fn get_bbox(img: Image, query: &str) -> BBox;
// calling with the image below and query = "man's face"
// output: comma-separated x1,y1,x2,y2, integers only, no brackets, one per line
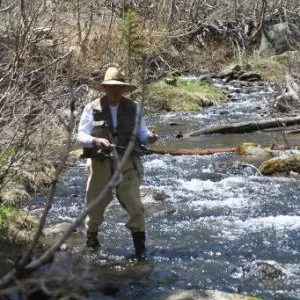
103,85,125,104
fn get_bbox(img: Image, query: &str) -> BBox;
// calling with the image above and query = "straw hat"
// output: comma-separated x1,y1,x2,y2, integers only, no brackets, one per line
93,67,136,93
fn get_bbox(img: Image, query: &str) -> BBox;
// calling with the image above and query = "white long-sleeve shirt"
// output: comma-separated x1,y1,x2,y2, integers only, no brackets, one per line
77,103,149,148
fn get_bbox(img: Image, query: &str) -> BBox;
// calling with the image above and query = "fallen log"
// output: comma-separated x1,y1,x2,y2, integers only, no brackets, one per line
147,147,236,156
147,145,300,156
188,116,300,136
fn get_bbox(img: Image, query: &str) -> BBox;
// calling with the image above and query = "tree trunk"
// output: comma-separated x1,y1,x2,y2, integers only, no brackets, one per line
148,147,236,156
188,116,300,136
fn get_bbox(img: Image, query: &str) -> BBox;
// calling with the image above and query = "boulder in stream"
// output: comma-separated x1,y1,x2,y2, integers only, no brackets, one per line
259,154,300,175
218,64,242,80
238,72,261,82
236,143,272,160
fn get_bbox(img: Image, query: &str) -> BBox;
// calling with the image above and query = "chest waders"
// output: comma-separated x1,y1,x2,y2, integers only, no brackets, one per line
83,96,147,259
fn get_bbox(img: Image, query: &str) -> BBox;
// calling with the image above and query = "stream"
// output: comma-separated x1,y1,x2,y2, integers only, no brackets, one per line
30,79,300,299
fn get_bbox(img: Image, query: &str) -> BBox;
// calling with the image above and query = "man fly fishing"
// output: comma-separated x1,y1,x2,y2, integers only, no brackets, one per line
77,66,158,259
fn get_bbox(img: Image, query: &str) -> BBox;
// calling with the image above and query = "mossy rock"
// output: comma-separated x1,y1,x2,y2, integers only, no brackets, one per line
0,204,37,241
148,78,226,112
236,143,272,159
69,149,83,160
259,155,300,175
232,56,287,84
218,64,242,78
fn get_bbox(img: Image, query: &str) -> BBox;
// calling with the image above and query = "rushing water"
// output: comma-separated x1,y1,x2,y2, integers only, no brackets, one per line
31,79,300,299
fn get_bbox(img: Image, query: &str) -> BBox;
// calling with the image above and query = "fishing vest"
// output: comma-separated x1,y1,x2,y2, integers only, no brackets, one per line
81,96,144,160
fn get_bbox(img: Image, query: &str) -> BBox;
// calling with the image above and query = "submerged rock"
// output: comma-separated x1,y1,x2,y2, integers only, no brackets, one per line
152,190,170,201
144,203,176,216
43,222,76,237
254,261,285,280
259,154,300,175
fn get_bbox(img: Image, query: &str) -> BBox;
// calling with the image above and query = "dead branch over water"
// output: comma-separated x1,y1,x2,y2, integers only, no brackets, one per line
188,116,300,136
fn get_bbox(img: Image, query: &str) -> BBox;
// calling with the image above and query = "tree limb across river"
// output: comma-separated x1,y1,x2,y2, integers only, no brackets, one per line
187,116,300,136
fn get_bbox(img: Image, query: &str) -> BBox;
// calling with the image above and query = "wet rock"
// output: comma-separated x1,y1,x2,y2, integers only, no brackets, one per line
212,161,259,176
168,122,181,126
254,261,285,280
99,283,120,296
141,187,171,202
165,290,260,300
219,110,229,115
149,269,178,284
259,154,300,175
239,72,261,82
289,171,300,178
198,74,212,82
176,131,183,139
152,190,170,201
43,222,76,237
59,243,70,251
236,143,272,160
197,98,214,107
218,64,242,80
144,203,176,216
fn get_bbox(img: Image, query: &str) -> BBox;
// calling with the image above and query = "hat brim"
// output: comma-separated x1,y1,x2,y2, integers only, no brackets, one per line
93,80,136,93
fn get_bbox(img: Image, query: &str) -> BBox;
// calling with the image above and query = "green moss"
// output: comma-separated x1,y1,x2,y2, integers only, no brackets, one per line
0,204,19,232
234,56,287,83
148,78,226,111
259,155,300,175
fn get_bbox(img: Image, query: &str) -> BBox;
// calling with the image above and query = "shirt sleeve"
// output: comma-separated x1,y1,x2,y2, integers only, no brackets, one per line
77,104,94,148
136,105,149,145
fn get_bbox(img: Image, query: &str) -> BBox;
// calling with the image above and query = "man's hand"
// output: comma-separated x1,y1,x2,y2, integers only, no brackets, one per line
147,129,158,144
92,137,111,149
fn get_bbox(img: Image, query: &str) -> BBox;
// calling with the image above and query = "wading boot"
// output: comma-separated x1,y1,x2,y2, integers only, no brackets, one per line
132,231,146,261
86,231,99,249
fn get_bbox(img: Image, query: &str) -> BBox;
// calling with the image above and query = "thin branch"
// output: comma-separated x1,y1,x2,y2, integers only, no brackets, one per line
25,50,73,76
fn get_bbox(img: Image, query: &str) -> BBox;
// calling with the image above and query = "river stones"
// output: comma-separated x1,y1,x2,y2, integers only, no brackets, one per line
218,64,261,83
238,72,261,82
259,154,300,175
218,64,242,79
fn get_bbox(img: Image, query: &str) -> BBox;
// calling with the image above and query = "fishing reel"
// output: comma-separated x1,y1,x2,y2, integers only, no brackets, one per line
97,143,117,158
